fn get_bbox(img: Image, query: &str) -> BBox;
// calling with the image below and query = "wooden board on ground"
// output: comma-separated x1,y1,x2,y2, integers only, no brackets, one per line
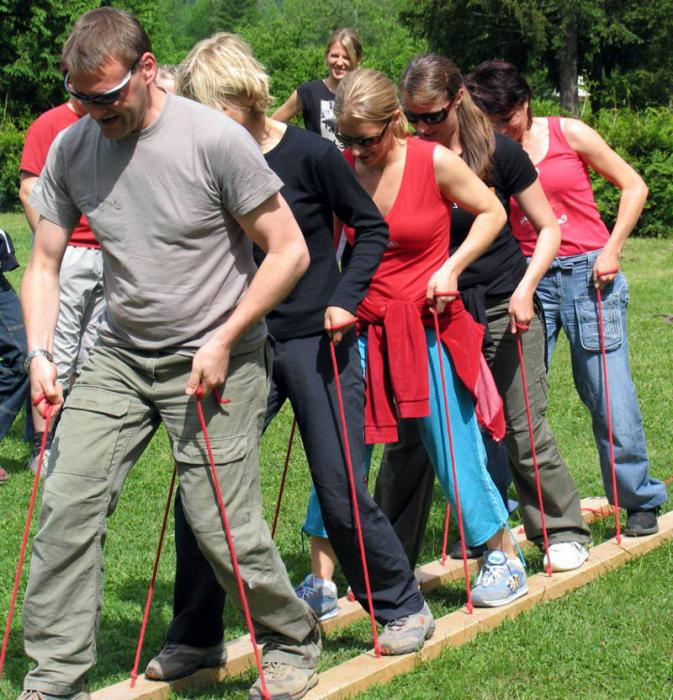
91,498,613,699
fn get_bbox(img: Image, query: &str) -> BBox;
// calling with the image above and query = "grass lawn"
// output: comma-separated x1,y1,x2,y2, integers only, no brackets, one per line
0,210,672,699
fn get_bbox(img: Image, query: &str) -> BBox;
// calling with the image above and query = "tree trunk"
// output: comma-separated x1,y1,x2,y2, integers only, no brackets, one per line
558,11,579,115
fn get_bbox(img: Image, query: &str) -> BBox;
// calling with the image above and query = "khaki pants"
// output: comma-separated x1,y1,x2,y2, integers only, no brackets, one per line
22,342,320,696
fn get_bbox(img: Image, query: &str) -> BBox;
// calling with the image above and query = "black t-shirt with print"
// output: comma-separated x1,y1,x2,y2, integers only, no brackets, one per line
296,79,340,147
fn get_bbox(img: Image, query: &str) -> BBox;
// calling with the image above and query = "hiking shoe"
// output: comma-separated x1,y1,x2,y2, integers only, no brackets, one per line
379,601,436,655
543,542,589,572
294,574,338,621
17,691,90,700
145,640,227,681
624,508,659,537
472,550,528,608
248,662,318,699
449,539,485,560
0,466,8,484
27,447,50,476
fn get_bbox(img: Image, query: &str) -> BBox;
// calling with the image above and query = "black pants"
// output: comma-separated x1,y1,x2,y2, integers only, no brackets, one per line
167,332,423,646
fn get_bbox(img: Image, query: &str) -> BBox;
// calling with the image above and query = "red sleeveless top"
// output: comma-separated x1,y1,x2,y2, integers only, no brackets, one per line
510,116,609,257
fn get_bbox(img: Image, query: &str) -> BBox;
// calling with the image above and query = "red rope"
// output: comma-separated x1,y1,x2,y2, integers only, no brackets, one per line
0,396,53,676
271,418,297,539
515,324,552,576
596,286,621,543
130,464,178,687
430,308,473,613
327,338,381,656
440,503,451,566
195,386,269,699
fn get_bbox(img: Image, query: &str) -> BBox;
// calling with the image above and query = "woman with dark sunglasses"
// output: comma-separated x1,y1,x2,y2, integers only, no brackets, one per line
373,53,592,576
466,60,667,536
303,66,533,608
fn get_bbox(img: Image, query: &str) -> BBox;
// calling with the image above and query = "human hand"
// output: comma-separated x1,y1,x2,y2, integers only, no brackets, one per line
593,249,620,290
508,287,534,334
427,263,459,314
186,337,231,397
30,355,63,418
324,306,357,346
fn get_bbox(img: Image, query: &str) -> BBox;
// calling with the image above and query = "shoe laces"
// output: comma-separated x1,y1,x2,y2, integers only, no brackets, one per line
386,615,409,631
295,583,316,600
477,561,508,587
261,661,293,679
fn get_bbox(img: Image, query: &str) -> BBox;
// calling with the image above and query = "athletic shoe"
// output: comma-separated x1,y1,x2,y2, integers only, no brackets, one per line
472,550,528,608
624,508,660,537
145,641,228,681
248,662,318,699
27,446,50,476
0,466,8,484
17,691,90,700
294,574,338,621
543,541,590,572
378,601,436,655
449,539,485,560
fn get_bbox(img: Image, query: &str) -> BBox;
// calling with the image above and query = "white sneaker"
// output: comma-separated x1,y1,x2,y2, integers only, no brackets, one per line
544,542,589,572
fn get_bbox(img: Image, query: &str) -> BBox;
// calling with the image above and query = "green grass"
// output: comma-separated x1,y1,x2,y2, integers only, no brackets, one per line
0,211,672,699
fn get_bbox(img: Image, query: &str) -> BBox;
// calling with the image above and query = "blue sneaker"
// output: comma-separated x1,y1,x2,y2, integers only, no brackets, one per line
472,550,528,608
294,574,339,621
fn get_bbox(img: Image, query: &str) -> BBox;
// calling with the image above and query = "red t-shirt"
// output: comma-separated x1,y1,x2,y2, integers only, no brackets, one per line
509,116,609,257
20,103,99,248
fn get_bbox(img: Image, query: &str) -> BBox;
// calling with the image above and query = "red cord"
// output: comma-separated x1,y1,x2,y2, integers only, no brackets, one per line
271,418,296,539
515,328,553,576
195,387,269,699
430,309,473,613
130,465,178,687
0,398,53,677
596,287,621,543
440,503,451,566
328,339,381,656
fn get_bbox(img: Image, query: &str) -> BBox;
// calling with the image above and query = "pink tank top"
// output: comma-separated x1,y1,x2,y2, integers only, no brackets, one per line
510,116,609,257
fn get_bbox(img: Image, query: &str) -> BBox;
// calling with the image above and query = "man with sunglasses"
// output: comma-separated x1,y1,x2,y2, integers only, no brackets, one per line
19,97,105,475
18,7,322,700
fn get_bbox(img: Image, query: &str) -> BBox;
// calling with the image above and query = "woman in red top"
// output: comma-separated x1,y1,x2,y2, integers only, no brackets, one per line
466,61,667,536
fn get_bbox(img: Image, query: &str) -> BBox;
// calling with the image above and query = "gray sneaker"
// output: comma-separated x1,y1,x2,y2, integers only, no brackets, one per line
145,640,228,681
17,691,90,700
27,447,50,476
248,662,318,699
378,601,436,655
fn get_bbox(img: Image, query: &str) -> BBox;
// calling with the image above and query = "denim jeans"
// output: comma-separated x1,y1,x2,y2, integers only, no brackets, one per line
536,249,667,511
0,273,29,441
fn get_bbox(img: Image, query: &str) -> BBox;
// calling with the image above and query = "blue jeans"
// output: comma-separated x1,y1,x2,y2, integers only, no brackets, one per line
303,329,508,547
536,249,667,511
0,274,29,442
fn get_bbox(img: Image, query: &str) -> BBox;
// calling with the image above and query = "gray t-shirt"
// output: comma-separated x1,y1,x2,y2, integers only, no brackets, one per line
31,93,283,354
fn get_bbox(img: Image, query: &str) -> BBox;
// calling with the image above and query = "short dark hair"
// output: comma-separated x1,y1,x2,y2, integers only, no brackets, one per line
61,7,152,77
465,60,532,117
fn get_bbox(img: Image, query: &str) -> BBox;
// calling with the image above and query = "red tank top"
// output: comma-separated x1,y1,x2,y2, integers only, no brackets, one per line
510,116,609,257
344,137,451,308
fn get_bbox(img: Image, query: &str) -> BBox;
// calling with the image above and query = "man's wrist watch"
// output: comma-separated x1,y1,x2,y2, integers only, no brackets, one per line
24,349,55,374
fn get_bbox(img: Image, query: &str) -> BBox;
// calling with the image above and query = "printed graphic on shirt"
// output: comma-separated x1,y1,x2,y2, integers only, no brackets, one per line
320,99,340,147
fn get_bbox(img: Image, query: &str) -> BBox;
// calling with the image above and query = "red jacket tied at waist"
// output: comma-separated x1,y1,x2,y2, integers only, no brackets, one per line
357,297,506,445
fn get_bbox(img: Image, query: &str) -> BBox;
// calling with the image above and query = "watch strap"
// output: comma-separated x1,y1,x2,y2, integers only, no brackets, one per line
24,349,55,374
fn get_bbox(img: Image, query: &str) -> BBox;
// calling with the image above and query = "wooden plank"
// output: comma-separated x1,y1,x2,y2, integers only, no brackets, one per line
91,497,613,699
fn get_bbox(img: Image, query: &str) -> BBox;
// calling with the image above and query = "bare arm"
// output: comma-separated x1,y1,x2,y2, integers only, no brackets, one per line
562,117,647,288
19,172,40,233
271,90,303,123
508,179,561,331
186,192,309,395
22,217,71,411
430,146,506,311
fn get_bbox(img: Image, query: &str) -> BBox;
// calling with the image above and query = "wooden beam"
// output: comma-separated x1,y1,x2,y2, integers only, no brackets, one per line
91,497,613,699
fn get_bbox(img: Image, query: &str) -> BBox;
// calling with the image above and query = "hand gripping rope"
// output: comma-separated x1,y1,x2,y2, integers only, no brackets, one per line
194,386,270,699
0,394,54,676
595,270,622,543
271,418,297,539
327,329,381,656
430,300,473,613
514,322,553,576
129,465,177,688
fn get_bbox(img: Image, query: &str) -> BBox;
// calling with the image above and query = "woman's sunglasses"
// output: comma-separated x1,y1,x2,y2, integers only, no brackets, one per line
404,102,453,125
337,119,391,148
64,58,140,106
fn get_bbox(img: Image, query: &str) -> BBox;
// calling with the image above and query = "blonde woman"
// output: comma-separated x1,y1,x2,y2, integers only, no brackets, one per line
272,28,362,145
145,34,435,696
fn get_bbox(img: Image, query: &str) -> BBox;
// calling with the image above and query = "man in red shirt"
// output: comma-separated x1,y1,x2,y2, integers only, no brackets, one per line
19,97,105,472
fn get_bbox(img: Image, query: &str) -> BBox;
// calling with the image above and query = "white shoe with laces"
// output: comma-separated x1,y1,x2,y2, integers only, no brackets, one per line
543,541,590,572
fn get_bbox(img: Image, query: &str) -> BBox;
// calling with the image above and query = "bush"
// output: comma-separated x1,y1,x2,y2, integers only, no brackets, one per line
0,119,24,213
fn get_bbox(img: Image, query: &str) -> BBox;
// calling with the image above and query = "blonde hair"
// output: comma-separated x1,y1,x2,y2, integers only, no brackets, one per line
334,68,408,139
177,32,271,115
326,28,363,68
401,54,495,180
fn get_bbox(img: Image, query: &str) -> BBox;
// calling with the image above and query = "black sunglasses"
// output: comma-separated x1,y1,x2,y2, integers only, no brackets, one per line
404,102,453,125
64,58,140,106
337,120,391,148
